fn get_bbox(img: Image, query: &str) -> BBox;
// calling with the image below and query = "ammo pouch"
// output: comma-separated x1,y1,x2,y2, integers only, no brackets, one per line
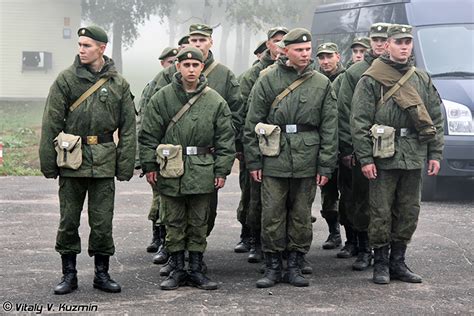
156,144,184,178
255,123,281,157
369,124,396,158
54,132,82,170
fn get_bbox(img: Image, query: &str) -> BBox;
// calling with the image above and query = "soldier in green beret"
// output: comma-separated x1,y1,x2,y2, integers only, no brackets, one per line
158,47,178,68
39,25,136,295
234,26,288,265
139,47,235,290
351,24,444,284
244,28,338,288
336,22,391,266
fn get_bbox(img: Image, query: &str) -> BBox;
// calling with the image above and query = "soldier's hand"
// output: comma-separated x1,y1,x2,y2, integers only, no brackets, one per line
362,163,377,179
250,169,262,183
316,174,329,186
146,171,158,186
427,160,440,176
215,177,226,189
341,155,353,169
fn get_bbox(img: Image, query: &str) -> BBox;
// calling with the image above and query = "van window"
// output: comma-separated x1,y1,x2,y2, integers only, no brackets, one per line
417,24,474,75
357,4,408,30
313,9,359,35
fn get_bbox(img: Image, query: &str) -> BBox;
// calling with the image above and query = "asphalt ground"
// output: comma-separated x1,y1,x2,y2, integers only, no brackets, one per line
0,173,473,315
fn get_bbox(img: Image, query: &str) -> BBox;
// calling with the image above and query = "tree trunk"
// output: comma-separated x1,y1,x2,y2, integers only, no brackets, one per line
168,16,177,47
219,21,230,65
242,24,251,71
233,22,243,74
112,21,123,73
203,0,213,25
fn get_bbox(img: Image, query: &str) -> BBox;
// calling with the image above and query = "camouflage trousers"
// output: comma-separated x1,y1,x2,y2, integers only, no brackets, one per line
368,169,422,248
236,160,251,226
338,162,354,227
320,168,339,221
56,177,115,256
351,160,370,232
160,193,212,253
261,176,316,253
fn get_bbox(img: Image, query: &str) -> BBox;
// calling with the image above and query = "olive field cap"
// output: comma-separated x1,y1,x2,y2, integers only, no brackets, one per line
283,28,312,46
178,35,189,45
159,47,178,60
369,22,391,38
77,25,108,43
189,24,213,37
267,26,289,39
253,40,267,55
351,36,370,48
176,47,204,63
316,42,339,56
387,24,413,39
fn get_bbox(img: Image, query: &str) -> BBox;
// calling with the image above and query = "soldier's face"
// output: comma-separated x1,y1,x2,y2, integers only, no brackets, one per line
285,42,312,70
177,59,204,85
160,56,176,68
266,33,285,59
317,52,340,75
385,37,413,63
78,36,106,65
189,35,213,57
351,45,367,62
370,37,387,56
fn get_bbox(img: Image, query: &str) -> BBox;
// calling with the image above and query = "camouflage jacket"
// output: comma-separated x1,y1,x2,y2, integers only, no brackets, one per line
319,62,345,95
39,55,136,180
351,56,444,170
138,74,235,197
244,59,338,178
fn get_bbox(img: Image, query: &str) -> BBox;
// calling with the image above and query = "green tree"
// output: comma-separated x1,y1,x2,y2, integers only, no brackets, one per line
81,0,174,73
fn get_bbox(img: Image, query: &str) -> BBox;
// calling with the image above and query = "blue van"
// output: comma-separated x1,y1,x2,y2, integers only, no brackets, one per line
311,0,474,200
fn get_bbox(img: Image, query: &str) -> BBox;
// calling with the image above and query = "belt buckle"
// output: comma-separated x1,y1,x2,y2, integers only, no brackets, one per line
400,128,408,137
87,136,98,145
186,146,197,155
285,124,297,133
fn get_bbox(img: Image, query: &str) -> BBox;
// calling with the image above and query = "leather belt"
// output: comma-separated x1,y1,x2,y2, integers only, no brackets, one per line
184,146,212,155
279,124,316,134
81,132,114,145
396,128,416,137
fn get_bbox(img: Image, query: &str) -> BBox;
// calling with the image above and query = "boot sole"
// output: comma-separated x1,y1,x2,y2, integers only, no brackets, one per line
373,278,390,284
390,276,422,283
93,284,121,293
234,248,250,253
54,285,78,295
187,282,218,290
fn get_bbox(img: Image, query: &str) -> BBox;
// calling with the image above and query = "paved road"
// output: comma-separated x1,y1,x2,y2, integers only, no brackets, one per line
0,175,473,314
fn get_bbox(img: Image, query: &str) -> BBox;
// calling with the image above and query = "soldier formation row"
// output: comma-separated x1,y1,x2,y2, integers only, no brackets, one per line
39,21,443,294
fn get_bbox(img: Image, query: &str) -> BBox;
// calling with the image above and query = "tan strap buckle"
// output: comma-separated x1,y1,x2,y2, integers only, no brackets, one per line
87,136,98,145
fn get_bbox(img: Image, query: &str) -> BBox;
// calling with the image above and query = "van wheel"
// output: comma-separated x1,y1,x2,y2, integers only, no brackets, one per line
421,173,438,201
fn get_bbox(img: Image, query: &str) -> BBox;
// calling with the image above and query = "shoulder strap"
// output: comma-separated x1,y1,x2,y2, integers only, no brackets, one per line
203,61,219,77
166,86,211,134
377,66,416,107
69,77,109,112
271,71,315,108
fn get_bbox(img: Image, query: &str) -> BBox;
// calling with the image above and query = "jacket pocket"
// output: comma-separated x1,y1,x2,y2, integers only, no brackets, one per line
185,155,215,193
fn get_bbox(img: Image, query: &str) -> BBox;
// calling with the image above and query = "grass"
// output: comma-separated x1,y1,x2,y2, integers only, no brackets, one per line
0,101,44,176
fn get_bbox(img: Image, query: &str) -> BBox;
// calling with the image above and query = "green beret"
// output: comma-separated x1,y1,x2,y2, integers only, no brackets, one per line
176,47,204,63
316,42,339,56
267,26,289,40
159,47,178,60
369,22,391,39
351,36,370,49
387,24,413,39
178,35,189,46
189,24,213,37
77,25,108,43
283,28,312,46
253,40,267,55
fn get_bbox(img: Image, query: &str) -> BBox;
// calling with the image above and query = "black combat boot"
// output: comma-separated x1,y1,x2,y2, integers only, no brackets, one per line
54,254,78,295
373,245,390,284
187,251,218,290
256,252,282,288
234,225,251,253
159,255,176,276
285,251,309,287
389,242,422,283
299,254,313,274
337,225,358,258
93,254,121,293
322,217,342,249
146,223,161,253
248,232,263,263
160,251,187,290
352,231,372,270
152,226,169,264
